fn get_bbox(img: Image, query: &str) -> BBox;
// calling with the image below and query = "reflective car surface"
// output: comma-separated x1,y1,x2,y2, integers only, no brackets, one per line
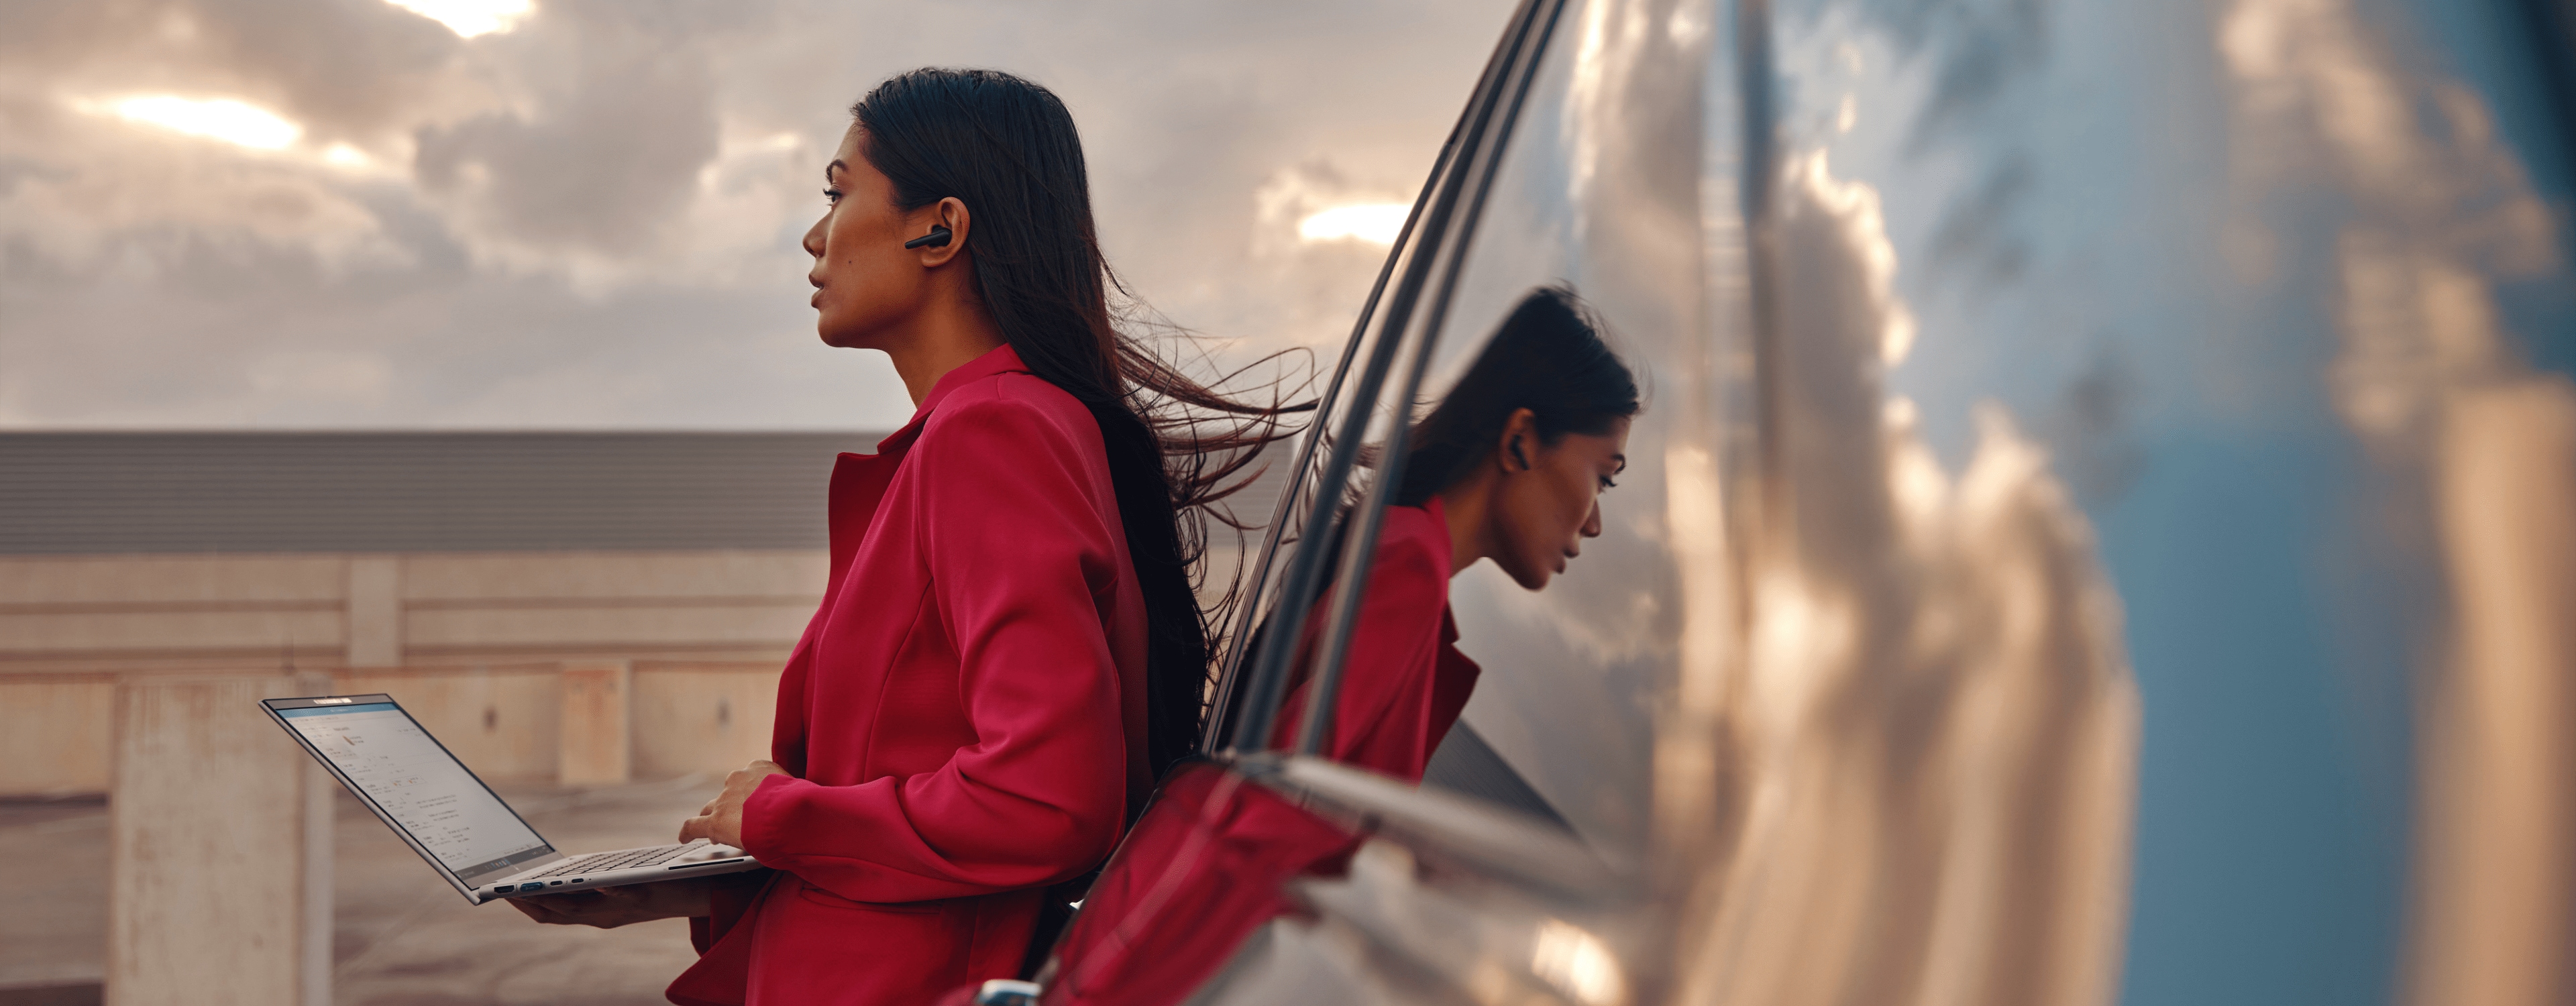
1028,0,2576,1003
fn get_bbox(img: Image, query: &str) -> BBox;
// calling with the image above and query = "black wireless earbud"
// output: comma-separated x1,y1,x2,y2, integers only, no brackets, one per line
903,225,953,249
1509,437,1530,471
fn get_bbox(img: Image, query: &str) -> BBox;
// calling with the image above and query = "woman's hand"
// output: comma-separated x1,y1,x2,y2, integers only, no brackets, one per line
506,877,712,929
679,760,790,849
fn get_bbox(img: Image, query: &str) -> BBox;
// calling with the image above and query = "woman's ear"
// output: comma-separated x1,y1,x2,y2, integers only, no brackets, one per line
1497,408,1540,471
917,197,971,266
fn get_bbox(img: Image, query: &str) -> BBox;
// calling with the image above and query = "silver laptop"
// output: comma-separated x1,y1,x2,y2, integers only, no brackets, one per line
262,693,764,904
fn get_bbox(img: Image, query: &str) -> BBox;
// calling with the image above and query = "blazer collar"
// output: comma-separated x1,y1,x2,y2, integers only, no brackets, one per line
877,343,1032,452
918,343,1031,415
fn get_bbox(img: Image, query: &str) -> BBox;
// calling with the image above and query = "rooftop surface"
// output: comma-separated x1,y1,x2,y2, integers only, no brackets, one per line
1,431,1293,557
0,431,876,555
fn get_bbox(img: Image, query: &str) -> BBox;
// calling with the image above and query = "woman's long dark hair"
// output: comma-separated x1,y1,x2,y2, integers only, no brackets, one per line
1303,286,1640,594
852,68,1297,781
1394,285,1640,506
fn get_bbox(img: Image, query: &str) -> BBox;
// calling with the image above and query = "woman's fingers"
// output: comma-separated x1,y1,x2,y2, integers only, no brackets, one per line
679,767,777,846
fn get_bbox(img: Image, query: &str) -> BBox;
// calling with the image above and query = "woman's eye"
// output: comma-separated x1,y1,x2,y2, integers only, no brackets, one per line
822,188,843,204
1599,476,1618,491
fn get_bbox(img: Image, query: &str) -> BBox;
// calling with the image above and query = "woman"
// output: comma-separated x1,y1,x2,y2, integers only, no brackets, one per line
1038,286,1640,1006
510,68,1285,1006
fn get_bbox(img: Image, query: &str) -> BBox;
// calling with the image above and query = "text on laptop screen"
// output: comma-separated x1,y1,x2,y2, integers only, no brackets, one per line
280,703,547,877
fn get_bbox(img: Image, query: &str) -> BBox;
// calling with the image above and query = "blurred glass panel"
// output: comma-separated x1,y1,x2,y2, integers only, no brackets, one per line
1732,0,2576,1004
1201,1,2576,1005
1379,0,1724,862
1209,0,1570,765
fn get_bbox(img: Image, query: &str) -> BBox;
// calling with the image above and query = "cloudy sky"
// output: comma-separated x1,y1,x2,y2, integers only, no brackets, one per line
0,0,1506,430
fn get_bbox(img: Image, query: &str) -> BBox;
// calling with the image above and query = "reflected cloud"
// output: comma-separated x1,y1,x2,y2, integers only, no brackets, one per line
1674,150,2139,1006
1531,918,1627,1006
2215,1,2576,1003
1786,152,1916,366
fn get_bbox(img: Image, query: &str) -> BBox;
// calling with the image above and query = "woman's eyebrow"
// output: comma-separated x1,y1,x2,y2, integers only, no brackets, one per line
825,159,847,182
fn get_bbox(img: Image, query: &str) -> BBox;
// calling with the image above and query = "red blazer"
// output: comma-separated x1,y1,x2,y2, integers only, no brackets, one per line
1028,500,1480,1006
669,345,1152,1006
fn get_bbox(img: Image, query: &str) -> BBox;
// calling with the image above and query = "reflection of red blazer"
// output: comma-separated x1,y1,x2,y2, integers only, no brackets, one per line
1027,500,1482,1006
668,345,1152,1006
1273,498,1481,780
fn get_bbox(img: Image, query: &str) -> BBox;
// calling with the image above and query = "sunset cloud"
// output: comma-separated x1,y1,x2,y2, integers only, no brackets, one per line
106,95,302,150
1296,203,1410,245
382,0,534,39
0,0,1499,429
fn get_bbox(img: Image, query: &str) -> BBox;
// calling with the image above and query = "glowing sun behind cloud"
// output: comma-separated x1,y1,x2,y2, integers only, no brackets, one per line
1297,202,1409,245
381,0,534,38
111,96,301,150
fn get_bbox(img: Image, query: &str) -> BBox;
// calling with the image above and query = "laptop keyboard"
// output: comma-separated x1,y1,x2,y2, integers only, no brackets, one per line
523,842,704,879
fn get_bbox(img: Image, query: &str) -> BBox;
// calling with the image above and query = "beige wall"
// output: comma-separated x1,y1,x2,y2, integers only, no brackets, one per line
635,662,788,778
0,549,820,795
0,549,823,673
331,664,568,783
0,675,116,796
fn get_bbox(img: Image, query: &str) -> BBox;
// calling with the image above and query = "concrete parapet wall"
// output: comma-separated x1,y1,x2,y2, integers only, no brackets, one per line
0,661,790,796
331,665,566,783
0,548,815,796
0,549,823,673
0,674,116,795
633,662,785,778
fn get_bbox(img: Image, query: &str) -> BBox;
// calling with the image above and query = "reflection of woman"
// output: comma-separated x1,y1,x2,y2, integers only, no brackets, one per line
1035,287,1640,1006
508,68,1282,1006
1273,284,1640,781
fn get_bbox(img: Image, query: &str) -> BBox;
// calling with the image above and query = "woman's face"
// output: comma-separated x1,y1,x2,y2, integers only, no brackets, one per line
802,127,947,349
1487,415,1630,591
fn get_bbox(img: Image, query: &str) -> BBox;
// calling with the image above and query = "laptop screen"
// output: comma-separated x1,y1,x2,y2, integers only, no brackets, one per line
278,702,551,881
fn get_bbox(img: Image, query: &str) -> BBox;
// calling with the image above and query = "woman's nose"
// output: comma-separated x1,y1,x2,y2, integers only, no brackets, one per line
1580,500,1603,538
801,214,828,259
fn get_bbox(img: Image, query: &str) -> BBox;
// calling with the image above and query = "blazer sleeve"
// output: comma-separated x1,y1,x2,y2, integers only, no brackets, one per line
736,387,1132,903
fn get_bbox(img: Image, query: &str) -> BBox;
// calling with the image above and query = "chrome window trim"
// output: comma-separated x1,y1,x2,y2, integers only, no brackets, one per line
1289,0,1576,758
1222,0,1566,755
1232,752,1634,902
1197,78,1462,755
